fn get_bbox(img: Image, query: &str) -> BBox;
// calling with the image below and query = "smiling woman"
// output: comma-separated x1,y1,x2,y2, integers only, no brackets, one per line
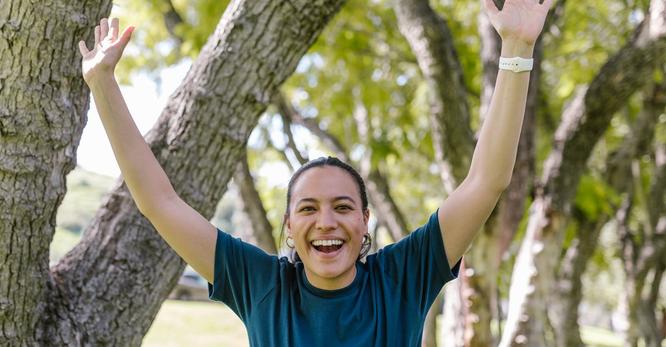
281,157,372,290
207,156,457,346
78,0,553,344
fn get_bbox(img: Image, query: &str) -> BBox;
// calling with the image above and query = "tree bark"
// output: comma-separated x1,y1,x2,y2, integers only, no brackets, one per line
394,1,552,344
393,0,474,193
233,149,278,254
393,2,475,345
422,293,443,347
441,270,465,347
500,0,666,344
278,112,309,165
551,80,662,346
620,136,666,347
1,0,347,344
0,1,113,345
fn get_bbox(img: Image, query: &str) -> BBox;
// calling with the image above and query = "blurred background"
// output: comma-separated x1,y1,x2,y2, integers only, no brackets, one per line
50,0,666,346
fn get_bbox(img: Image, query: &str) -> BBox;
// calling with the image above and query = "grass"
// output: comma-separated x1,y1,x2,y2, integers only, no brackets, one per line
57,168,115,233
143,300,249,347
50,227,82,263
144,300,634,347
581,325,624,347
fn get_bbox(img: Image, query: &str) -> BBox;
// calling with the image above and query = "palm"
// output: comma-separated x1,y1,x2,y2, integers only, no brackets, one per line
78,18,133,83
485,0,552,44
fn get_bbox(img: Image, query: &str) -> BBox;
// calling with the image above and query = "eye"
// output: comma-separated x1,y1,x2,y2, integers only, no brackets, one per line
298,206,315,212
335,204,353,211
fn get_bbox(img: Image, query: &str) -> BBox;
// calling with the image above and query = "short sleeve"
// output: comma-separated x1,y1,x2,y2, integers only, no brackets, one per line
207,229,279,321
374,211,460,316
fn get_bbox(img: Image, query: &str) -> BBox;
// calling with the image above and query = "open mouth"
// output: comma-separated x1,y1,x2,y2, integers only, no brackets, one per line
310,239,344,254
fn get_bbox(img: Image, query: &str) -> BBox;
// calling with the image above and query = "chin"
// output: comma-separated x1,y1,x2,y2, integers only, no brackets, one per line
312,263,348,278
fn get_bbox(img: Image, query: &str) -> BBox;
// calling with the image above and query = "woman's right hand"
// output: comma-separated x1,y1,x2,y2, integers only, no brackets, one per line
78,18,134,84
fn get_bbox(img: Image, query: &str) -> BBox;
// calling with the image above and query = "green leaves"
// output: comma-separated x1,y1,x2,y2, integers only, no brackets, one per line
574,175,622,220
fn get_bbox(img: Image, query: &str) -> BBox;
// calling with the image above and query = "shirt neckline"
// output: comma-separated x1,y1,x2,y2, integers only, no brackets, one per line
298,261,364,298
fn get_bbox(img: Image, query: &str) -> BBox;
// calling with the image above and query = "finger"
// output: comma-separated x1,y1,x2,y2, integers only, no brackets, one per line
100,18,109,40
541,0,554,8
483,0,500,13
94,25,100,47
78,40,89,56
110,17,119,40
117,26,135,52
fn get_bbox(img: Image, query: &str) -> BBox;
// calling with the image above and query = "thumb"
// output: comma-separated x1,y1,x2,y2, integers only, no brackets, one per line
117,26,135,52
482,0,501,13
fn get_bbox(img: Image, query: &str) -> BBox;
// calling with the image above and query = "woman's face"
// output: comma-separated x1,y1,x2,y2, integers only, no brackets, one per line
287,166,369,290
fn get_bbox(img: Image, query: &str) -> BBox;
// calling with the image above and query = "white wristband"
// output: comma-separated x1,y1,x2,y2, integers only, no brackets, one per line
499,57,533,73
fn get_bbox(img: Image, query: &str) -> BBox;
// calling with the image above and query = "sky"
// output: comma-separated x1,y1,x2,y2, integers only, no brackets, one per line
76,61,299,188
77,62,188,177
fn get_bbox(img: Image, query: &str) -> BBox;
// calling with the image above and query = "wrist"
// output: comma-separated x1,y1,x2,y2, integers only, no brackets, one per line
86,71,117,90
500,40,535,58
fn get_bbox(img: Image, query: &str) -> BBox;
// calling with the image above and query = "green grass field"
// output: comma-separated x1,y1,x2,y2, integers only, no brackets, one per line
144,300,634,347
144,300,249,347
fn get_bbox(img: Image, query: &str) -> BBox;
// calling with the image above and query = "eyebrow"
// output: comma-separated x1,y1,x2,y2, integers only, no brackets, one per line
296,196,357,205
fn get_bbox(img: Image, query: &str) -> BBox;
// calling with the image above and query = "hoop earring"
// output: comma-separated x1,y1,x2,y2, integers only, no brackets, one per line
362,233,372,247
359,233,372,259
286,236,295,249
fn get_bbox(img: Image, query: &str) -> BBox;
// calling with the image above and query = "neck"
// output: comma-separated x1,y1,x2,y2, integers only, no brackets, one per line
304,264,357,291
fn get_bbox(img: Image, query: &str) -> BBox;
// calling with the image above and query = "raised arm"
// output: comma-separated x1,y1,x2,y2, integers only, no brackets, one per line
438,0,552,268
79,18,217,282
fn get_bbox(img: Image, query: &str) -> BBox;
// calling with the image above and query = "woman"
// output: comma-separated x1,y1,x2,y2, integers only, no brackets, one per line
78,0,551,345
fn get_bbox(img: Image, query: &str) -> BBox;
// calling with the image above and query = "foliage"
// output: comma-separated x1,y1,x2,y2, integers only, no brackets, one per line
111,0,229,83
103,0,664,338
574,175,622,221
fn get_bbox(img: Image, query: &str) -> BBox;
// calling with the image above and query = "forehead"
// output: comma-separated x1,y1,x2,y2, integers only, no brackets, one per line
291,166,360,203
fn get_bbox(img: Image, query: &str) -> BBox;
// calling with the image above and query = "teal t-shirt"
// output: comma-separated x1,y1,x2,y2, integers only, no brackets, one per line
208,211,460,347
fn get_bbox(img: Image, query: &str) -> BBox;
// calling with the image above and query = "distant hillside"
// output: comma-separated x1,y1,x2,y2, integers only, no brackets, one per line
57,167,117,233
52,166,237,263
52,167,116,263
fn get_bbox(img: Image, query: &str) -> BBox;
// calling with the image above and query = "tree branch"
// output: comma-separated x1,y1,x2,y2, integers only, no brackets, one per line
233,149,278,254
541,2,666,208
394,0,475,192
157,0,185,44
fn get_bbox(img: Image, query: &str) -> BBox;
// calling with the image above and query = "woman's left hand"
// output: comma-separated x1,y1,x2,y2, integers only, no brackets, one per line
483,0,553,45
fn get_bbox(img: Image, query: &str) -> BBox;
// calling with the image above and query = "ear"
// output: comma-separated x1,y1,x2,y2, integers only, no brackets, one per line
363,209,370,225
285,214,291,234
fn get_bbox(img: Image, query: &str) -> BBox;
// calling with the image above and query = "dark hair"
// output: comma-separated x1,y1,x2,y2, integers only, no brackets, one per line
279,156,371,262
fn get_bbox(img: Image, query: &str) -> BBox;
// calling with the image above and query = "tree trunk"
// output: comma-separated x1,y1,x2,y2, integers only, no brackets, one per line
233,149,277,254
441,272,465,347
393,0,474,193
351,96,410,242
0,0,346,344
552,69,665,347
500,0,666,343
461,10,546,346
423,294,444,347
620,138,666,346
393,2,475,345
0,1,113,345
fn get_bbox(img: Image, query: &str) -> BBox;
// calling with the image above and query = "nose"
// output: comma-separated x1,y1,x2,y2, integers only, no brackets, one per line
316,207,337,231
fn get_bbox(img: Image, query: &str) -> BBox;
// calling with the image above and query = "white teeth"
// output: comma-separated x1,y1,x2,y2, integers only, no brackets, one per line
311,239,344,247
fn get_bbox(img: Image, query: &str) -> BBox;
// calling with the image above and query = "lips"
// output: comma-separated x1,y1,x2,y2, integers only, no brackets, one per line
310,239,345,257
310,241,345,259
310,239,344,252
